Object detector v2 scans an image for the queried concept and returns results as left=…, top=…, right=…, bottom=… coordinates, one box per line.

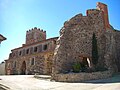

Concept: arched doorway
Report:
left=82, top=57, right=89, bottom=67
left=21, top=61, right=26, bottom=75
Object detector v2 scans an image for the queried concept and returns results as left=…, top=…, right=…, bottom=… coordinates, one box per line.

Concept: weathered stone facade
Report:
left=52, top=2, right=120, bottom=81
left=53, top=70, right=112, bottom=82
left=0, top=62, right=5, bottom=75
left=5, top=27, right=58, bottom=75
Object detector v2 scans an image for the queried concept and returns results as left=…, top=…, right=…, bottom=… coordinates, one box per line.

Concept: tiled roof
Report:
left=12, top=37, right=58, bottom=51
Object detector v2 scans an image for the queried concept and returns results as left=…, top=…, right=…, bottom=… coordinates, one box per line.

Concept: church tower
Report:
left=26, top=27, right=46, bottom=45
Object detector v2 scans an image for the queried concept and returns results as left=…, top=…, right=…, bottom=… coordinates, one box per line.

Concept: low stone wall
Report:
left=52, top=70, right=113, bottom=82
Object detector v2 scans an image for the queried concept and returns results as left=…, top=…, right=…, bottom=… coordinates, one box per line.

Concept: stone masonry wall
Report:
left=52, top=9, right=106, bottom=74
left=52, top=2, right=120, bottom=82
left=5, top=37, right=58, bottom=75
left=6, top=51, right=54, bottom=75
left=52, top=70, right=112, bottom=82
left=114, top=30, right=120, bottom=72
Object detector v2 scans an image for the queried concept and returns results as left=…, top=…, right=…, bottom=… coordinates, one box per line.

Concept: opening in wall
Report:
left=13, top=61, right=16, bottom=68
left=34, top=47, right=38, bottom=52
left=31, top=57, right=35, bottom=65
left=26, top=49, right=29, bottom=54
left=19, top=51, right=22, bottom=56
left=43, top=44, right=47, bottom=50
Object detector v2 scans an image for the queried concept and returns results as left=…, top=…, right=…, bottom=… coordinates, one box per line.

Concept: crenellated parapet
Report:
left=86, top=9, right=101, bottom=16
left=26, top=27, right=46, bottom=45
left=26, top=27, right=46, bottom=34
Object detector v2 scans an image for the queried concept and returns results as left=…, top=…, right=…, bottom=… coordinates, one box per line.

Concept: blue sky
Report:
left=0, top=0, right=120, bottom=62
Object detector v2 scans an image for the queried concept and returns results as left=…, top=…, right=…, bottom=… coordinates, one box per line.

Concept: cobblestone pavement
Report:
left=0, top=74, right=120, bottom=90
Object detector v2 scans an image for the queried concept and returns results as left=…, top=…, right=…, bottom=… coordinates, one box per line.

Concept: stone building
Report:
left=0, top=34, right=6, bottom=75
left=5, top=27, right=58, bottom=75
left=0, top=62, right=5, bottom=75
left=0, top=34, right=6, bottom=44
left=52, top=2, right=120, bottom=81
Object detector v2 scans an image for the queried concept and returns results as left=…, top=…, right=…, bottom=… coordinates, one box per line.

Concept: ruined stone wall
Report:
left=52, top=70, right=112, bottom=82
left=102, top=29, right=118, bottom=72
left=52, top=9, right=106, bottom=74
left=114, top=30, right=120, bottom=72
left=96, top=2, right=110, bottom=29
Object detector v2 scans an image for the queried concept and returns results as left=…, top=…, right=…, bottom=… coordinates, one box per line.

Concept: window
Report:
left=43, top=44, right=47, bottom=50
left=31, top=58, right=35, bottom=65
left=39, top=45, right=42, bottom=52
left=13, top=61, right=16, bottom=68
left=53, top=40, right=56, bottom=44
left=19, top=51, right=22, bottom=56
left=34, top=47, right=38, bottom=52
left=26, top=49, right=29, bottom=54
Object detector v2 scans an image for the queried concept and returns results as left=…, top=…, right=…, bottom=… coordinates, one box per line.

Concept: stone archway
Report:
left=21, top=61, right=26, bottom=75
left=82, top=57, right=90, bottom=67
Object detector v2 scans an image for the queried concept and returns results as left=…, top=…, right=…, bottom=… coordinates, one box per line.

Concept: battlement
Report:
left=26, top=27, right=46, bottom=45
left=26, top=27, right=46, bottom=34
left=86, top=9, right=100, bottom=16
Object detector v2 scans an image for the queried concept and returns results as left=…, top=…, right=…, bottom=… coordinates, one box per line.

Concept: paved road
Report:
left=0, top=74, right=120, bottom=90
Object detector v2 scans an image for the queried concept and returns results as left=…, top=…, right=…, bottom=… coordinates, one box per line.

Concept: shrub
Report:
left=73, top=63, right=81, bottom=73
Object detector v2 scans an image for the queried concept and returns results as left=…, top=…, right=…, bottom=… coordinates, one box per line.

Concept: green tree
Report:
left=92, top=33, right=98, bottom=65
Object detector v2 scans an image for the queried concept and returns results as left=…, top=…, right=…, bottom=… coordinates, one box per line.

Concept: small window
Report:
left=14, top=61, right=16, bottom=68
left=53, top=40, right=56, bottom=44
left=26, top=49, right=29, bottom=54
left=19, top=51, right=22, bottom=56
left=43, top=44, right=47, bottom=50
left=31, top=58, right=35, bottom=65
left=34, top=47, right=38, bottom=52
